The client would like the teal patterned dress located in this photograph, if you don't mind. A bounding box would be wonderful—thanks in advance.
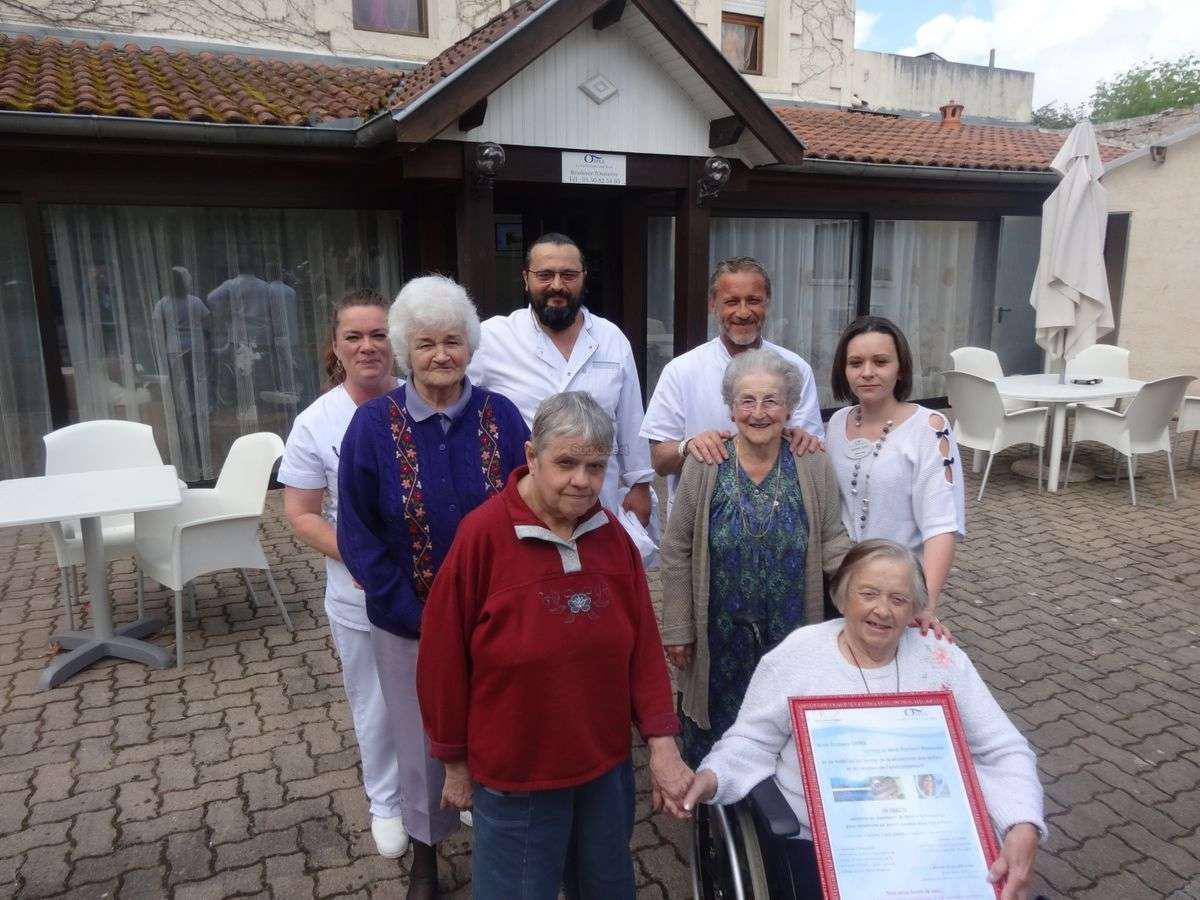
[681,440,809,767]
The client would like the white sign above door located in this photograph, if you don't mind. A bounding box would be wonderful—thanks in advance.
[561,151,627,186]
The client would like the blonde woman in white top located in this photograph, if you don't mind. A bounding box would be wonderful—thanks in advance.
[825,316,965,636]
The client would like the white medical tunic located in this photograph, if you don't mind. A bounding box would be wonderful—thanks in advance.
[640,336,825,501]
[467,306,654,515]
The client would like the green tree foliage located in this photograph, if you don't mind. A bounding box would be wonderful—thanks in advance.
[1089,54,1200,122]
[1031,102,1087,129]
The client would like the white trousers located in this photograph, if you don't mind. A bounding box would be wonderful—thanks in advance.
[328,617,404,819]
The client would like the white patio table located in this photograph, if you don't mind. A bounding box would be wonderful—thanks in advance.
[994,373,1145,492]
[0,466,182,688]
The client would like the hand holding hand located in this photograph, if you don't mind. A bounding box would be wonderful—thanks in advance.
[682,769,718,813]
[989,822,1038,900]
[665,644,694,669]
[440,761,473,810]
[687,430,733,465]
[648,737,694,819]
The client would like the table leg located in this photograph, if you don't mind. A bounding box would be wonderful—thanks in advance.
[1046,403,1067,492]
[41,517,171,690]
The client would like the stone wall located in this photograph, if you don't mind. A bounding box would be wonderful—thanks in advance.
[1089,104,1200,150]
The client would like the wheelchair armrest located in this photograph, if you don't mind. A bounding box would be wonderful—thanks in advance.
[747,777,801,838]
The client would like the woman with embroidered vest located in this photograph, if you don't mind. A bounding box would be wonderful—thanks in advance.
[337,275,529,899]
[279,288,405,860]
[416,392,691,900]
[825,316,966,638]
[660,348,853,768]
[682,541,1043,900]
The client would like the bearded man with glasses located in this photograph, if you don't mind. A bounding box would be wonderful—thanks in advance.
[468,232,656,543]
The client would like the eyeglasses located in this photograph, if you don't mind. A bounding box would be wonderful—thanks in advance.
[735,396,782,413]
[527,269,584,285]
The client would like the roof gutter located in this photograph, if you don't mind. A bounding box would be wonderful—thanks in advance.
[0,109,358,148]
[768,157,1062,184]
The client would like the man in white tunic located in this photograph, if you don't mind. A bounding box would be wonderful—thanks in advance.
[468,233,654,526]
[641,256,824,504]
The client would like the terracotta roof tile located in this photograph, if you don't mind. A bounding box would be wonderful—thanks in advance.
[0,31,399,125]
[773,106,1126,172]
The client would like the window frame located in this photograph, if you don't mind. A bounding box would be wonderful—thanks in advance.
[721,12,764,76]
[351,0,428,38]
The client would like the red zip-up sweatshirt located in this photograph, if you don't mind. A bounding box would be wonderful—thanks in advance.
[417,467,680,792]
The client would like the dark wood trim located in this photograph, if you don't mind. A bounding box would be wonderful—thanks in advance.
[448,143,690,188]
[456,146,498,316]
[709,115,745,149]
[674,158,712,355]
[634,0,803,165]
[394,0,608,144]
[20,196,70,428]
[458,99,488,133]
[593,0,627,30]
[620,195,649,395]
[856,212,874,318]
[1102,212,1131,345]
[720,11,764,76]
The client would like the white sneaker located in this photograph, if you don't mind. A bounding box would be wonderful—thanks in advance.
[460,810,473,828]
[371,815,410,858]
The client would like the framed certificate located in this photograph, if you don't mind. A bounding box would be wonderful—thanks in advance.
[790,691,1001,900]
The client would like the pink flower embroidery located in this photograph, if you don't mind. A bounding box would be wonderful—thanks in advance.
[931,646,953,669]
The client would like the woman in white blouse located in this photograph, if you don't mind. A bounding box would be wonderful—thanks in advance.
[825,316,965,635]
[277,289,408,859]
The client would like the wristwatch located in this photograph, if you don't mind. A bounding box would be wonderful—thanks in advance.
[678,437,691,458]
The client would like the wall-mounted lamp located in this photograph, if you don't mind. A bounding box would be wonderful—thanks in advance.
[474,142,506,188]
[698,155,731,204]
[1149,144,1167,164]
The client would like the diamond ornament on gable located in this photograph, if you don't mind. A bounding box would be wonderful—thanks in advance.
[579,74,618,105]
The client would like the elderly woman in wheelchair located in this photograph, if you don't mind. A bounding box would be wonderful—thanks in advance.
[682,540,1045,900]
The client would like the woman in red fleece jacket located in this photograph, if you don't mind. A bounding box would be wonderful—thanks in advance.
[417,391,692,900]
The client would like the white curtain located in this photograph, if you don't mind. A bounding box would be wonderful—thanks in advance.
[48,205,404,481]
[869,220,997,398]
[709,217,859,406]
[645,216,676,395]
[0,205,53,478]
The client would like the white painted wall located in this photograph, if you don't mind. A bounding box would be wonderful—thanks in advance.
[850,50,1033,122]
[1102,135,1200,382]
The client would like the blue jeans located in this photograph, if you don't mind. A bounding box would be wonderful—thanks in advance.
[471,759,636,900]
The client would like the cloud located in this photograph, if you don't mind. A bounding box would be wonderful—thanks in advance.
[895,0,1200,107]
[855,10,881,46]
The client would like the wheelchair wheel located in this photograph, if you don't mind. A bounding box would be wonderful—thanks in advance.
[690,802,772,899]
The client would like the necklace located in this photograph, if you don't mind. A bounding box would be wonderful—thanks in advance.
[841,631,900,694]
[731,439,784,540]
[848,406,893,539]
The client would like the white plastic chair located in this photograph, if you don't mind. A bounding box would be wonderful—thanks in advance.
[948,347,1034,412]
[944,371,1049,500]
[1178,395,1200,467]
[1065,345,1132,410]
[134,432,293,668]
[43,420,164,630]
[1065,375,1193,505]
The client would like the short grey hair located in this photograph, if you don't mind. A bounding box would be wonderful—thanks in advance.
[530,392,615,457]
[388,275,482,375]
[831,539,930,615]
[707,256,772,302]
[721,348,805,414]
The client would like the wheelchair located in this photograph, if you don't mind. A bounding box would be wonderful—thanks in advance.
[690,777,815,900]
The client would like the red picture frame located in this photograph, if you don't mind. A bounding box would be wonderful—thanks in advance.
[789,691,1002,900]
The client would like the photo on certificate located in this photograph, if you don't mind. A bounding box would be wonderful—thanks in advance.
[790,691,1001,900]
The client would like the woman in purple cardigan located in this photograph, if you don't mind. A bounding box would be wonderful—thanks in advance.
[337,275,528,899]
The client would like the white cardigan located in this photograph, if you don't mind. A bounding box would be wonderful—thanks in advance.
[701,620,1046,842]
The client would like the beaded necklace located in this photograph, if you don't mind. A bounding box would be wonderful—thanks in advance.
[731,438,783,540]
[846,405,894,539]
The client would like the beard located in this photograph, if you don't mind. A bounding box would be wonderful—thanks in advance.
[724,323,761,346]
[529,286,583,332]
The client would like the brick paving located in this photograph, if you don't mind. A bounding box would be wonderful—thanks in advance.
[0,438,1198,898]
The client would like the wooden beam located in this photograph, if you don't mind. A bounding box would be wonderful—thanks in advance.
[395,0,608,144]
[457,98,488,132]
[620,195,649,397]
[709,115,744,149]
[20,196,70,428]
[456,146,497,316]
[674,158,712,355]
[593,0,626,30]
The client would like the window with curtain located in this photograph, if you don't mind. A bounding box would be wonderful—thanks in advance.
[0,204,53,478]
[721,13,763,75]
[869,220,998,399]
[709,217,860,407]
[645,216,676,396]
[46,205,403,482]
[353,0,425,34]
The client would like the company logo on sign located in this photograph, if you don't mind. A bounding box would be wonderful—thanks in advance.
[562,151,627,186]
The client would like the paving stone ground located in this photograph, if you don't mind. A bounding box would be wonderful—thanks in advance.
[1,436,1199,898]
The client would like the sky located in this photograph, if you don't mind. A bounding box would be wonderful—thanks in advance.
[855,0,1200,109]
